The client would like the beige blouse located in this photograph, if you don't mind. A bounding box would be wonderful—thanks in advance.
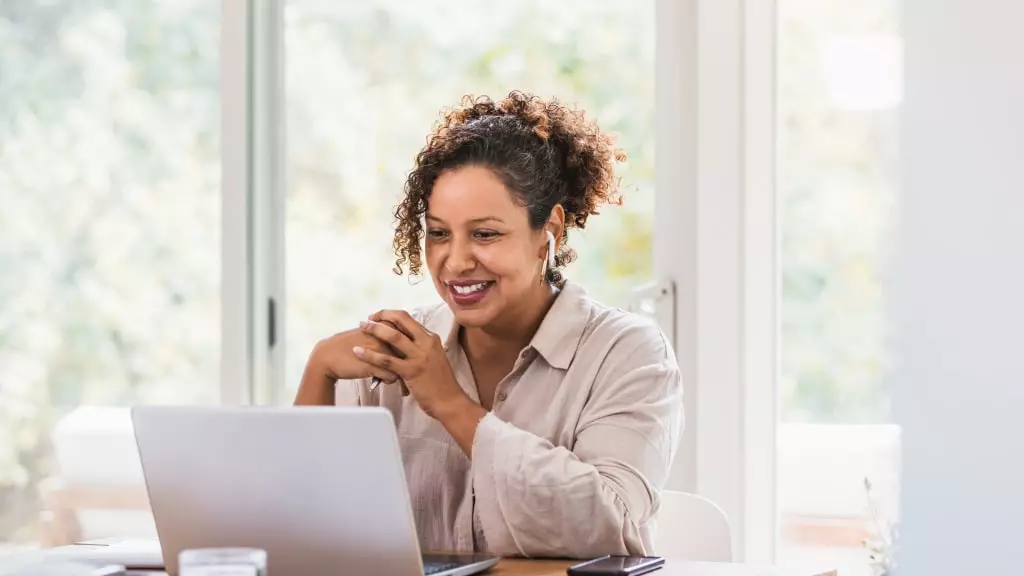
[335,281,684,558]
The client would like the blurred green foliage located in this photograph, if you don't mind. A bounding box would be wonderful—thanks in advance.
[778,0,899,423]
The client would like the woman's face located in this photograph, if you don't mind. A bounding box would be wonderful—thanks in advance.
[424,165,554,328]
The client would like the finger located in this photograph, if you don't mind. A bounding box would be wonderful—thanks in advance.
[375,318,414,339]
[363,365,399,383]
[371,309,432,340]
[352,345,403,374]
[359,320,413,357]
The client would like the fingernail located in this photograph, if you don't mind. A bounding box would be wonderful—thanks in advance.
[352,346,364,357]
[359,321,368,329]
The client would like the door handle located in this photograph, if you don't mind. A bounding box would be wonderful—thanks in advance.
[628,278,676,347]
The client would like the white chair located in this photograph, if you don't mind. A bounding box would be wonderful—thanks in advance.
[654,490,733,561]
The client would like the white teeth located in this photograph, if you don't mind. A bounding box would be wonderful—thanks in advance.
[451,282,489,295]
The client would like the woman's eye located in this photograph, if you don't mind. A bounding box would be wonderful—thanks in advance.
[474,230,500,240]
[427,229,449,239]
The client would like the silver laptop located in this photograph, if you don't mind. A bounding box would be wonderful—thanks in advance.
[53,405,498,576]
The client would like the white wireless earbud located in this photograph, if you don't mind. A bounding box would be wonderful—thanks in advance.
[545,230,556,271]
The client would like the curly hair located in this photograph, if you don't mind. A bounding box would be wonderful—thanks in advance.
[392,90,625,284]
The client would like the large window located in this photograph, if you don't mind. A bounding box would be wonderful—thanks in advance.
[776,1,901,574]
[0,0,658,550]
[0,0,219,550]
[283,0,656,392]
[0,2,904,569]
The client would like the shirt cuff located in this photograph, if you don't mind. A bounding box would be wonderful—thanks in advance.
[471,412,519,555]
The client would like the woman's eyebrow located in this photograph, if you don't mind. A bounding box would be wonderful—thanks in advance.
[426,215,505,225]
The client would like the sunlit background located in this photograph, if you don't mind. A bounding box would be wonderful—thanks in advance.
[0,2,901,574]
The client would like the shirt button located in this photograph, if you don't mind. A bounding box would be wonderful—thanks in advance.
[496,392,507,402]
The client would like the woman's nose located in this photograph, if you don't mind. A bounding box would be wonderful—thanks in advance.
[445,237,475,274]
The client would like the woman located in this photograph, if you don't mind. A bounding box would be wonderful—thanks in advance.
[295,91,683,559]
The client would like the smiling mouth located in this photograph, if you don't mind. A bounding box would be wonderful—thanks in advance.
[445,281,496,305]
[448,281,494,295]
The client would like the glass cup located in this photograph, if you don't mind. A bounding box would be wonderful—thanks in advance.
[178,548,267,576]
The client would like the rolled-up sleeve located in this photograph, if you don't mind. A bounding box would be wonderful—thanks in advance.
[470,328,684,558]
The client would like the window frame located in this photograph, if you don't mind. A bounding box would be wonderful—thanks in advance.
[220,0,286,406]
[220,0,254,406]
[655,0,778,562]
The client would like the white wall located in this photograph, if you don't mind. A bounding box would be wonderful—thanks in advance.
[896,1,1024,575]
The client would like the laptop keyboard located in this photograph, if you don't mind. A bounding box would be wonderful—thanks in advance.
[423,561,463,575]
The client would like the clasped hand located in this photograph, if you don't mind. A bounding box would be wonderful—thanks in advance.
[354,310,469,420]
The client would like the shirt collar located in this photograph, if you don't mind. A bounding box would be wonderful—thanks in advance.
[436,281,591,370]
[527,281,591,369]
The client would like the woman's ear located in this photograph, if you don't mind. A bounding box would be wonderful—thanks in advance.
[547,204,566,246]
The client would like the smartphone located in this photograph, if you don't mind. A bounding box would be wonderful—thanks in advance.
[566,555,666,576]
